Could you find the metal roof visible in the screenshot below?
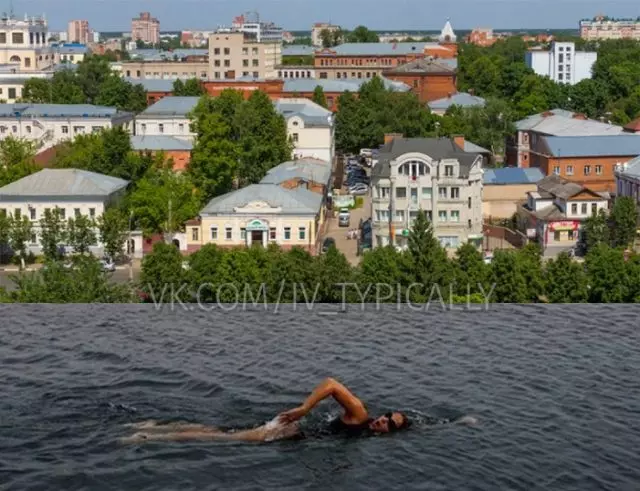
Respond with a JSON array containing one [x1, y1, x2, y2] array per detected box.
[[515, 109, 624, 136], [541, 134, 640, 157], [0, 103, 120, 118], [282, 77, 410, 93], [483, 167, 545, 185], [130, 135, 193, 151], [463, 141, 491, 154], [129, 48, 209, 61], [617, 155, 640, 178], [124, 77, 175, 92], [386, 57, 457, 74], [200, 183, 323, 215], [260, 158, 332, 185], [317, 42, 444, 56], [0, 169, 129, 198], [274, 98, 333, 127], [138, 96, 199, 117], [282, 45, 315, 56], [429, 92, 486, 110]]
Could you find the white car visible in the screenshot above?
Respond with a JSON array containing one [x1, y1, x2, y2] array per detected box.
[[100, 257, 116, 272], [349, 183, 369, 195]]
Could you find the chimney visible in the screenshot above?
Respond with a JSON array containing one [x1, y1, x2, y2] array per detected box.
[[468, 88, 474, 96], [542, 110, 554, 118], [447, 92, 452, 99], [453, 134, 465, 149], [572, 113, 587, 120], [384, 133, 403, 144]]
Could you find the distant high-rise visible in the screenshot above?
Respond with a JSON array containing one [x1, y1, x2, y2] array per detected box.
[[67, 19, 90, 44], [525, 42, 597, 85], [131, 11, 159, 45]]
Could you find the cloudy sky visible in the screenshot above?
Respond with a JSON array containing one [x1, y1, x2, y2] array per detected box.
[[11, 0, 640, 31]]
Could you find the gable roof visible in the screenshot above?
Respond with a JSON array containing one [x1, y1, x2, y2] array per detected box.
[[386, 57, 457, 74], [200, 184, 323, 216], [541, 134, 640, 157], [536, 174, 601, 200], [428, 92, 486, 111], [483, 167, 545, 185], [130, 135, 193, 151], [138, 96, 200, 118], [624, 117, 640, 132], [516, 109, 623, 136], [274, 98, 333, 127], [260, 158, 332, 185], [0, 169, 129, 199]]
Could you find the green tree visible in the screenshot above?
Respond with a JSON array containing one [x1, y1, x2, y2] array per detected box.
[[517, 243, 546, 302], [39, 207, 67, 260], [140, 242, 188, 301], [452, 243, 488, 295], [357, 246, 407, 301], [489, 250, 529, 302], [66, 214, 97, 254], [173, 78, 204, 96], [0, 211, 10, 264], [21, 78, 53, 103], [75, 55, 114, 103], [0, 137, 38, 187], [311, 85, 328, 108], [582, 209, 610, 252], [97, 207, 129, 260], [609, 196, 638, 249], [316, 246, 354, 302], [187, 243, 224, 302], [95, 75, 148, 112], [584, 244, 629, 302], [544, 252, 589, 302], [8, 213, 33, 270], [346, 26, 379, 43]]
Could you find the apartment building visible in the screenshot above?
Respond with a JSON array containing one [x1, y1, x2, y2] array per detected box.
[[370, 135, 484, 250], [0, 13, 57, 71], [467, 28, 497, 47], [525, 42, 597, 85], [0, 103, 133, 151], [208, 31, 281, 80], [231, 14, 283, 43], [311, 22, 341, 47], [132, 12, 160, 45], [67, 20, 90, 44], [580, 15, 640, 41]]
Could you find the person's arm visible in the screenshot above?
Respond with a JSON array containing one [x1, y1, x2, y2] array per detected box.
[[279, 377, 367, 423]]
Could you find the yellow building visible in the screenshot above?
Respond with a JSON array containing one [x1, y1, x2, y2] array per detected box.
[[0, 13, 57, 71], [482, 167, 545, 220]]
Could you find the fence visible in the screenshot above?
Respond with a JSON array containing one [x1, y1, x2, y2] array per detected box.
[[482, 223, 528, 250]]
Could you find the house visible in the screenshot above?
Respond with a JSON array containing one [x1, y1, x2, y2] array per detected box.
[[383, 57, 458, 103], [0, 103, 134, 152], [623, 118, 640, 134], [427, 91, 486, 116], [518, 174, 609, 255], [260, 158, 332, 194], [370, 134, 484, 250], [506, 108, 624, 168], [134, 96, 198, 141], [0, 168, 130, 256], [130, 135, 193, 171], [534, 134, 640, 193], [614, 155, 640, 209], [483, 167, 545, 219]]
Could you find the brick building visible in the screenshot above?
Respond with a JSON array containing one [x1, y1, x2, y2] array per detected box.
[[467, 28, 497, 47], [130, 135, 193, 171], [382, 57, 457, 103], [131, 12, 160, 45]]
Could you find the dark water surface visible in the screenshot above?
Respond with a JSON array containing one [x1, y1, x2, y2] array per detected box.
[[2, 304, 640, 491]]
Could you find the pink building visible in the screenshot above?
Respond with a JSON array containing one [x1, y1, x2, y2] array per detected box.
[[67, 19, 90, 44], [131, 12, 160, 45]]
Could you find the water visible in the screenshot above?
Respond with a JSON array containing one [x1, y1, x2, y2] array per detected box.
[[2, 304, 640, 491]]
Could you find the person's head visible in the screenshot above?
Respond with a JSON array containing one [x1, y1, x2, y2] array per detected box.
[[369, 412, 410, 434]]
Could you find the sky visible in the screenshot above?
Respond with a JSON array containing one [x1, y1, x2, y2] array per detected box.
[[9, 0, 640, 32]]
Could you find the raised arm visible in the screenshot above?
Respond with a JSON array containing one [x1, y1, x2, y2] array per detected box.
[[279, 377, 368, 423]]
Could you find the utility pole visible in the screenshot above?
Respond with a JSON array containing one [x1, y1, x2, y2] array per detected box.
[[128, 210, 133, 281]]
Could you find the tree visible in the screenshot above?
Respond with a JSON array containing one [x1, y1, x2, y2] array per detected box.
[[39, 207, 67, 260], [66, 214, 97, 254], [311, 85, 328, 108], [0, 137, 38, 187], [8, 213, 32, 270], [97, 207, 129, 260], [0, 211, 10, 264], [582, 209, 610, 252], [346, 26, 379, 43], [609, 196, 638, 249], [357, 246, 407, 302], [452, 243, 488, 295], [488, 250, 529, 302], [95, 75, 147, 112], [316, 246, 354, 302], [173, 78, 204, 96], [75, 55, 114, 104], [544, 252, 589, 302], [584, 244, 629, 302], [22, 78, 53, 103], [140, 242, 188, 300]]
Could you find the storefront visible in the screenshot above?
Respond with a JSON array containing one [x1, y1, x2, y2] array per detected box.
[[545, 220, 580, 246]]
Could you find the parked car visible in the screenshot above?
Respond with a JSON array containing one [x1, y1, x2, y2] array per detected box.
[[322, 237, 336, 253], [338, 208, 350, 227], [483, 253, 493, 265], [349, 183, 369, 195], [100, 257, 116, 272]]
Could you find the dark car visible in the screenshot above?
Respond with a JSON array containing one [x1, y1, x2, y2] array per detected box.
[[322, 237, 336, 253]]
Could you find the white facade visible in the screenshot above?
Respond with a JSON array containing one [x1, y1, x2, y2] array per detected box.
[[135, 116, 194, 142], [0, 14, 57, 71], [525, 42, 597, 85], [286, 115, 333, 162]]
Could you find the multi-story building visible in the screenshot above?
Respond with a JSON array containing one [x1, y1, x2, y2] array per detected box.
[[525, 42, 597, 85], [231, 13, 283, 43], [311, 22, 341, 47], [56, 43, 88, 64], [0, 69, 52, 102], [116, 49, 210, 80], [208, 31, 282, 80], [0, 13, 57, 71], [580, 15, 640, 41], [428, 91, 485, 116], [370, 134, 484, 250], [383, 57, 457, 103], [506, 108, 624, 168], [0, 103, 133, 152], [467, 28, 497, 47], [131, 12, 160, 45], [614, 155, 640, 208], [67, 20, 90, 44]]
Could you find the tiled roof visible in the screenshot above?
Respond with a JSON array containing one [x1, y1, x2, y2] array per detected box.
[[624, 117, 640, 132], [124, 77, 175, 92], [316, 42, 445, 56], [200, 184, 323, 215], [282, 77, 410, 93], [386, 57, 457, 74], [541, 134, 640, 157], [0, 169, 129, 198], [138, 96, 199, 117], [274, 98, 333, 127], [131, 135, 193, 151], [0, 103, 120, 118], [483, 167, 545, 185], [260, 158, 332, 185], [516, 108, 623, 136], [428, 92, 486, 111]]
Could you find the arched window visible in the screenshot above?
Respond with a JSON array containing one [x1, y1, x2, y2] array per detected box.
[[9, 55, 20, 63], [398, 160, 430, 179]]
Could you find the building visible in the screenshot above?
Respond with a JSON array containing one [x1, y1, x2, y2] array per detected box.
[[208, 31, 282, 80], [0, 68, 53, 102], [507, 108, 625, 168], [370, 134, 484, 250], [274, 98, 334, 162], [0, 13, 57, 71], [623, 118, 640, 134], [131, 12, 160, 45], [134, 96, 198, 141], [260, 158, 332, 193], [428, 91, 485, 115], [276, 66, 316, 79], [311, 23, 341, 47], [533, 134, 640, 193], [117, 55, 209, 81], [0, 168, 129, 255], [580, 15, 640, 41], [383, 57, 457, 103], [130, 135, 193, 171], [518, 174, 609, 254], [67, 20, 90, 44], [231, 13, 283, 43], [467, 28, 497, 47], [483, 167, 545, 219], [0, 103, 134, 152], [185, 183, 324, 253], [525, 42, 597, 85], [124, 78, 174, 105], [56, 43, 88, 64], [614, 155, 640, 208]]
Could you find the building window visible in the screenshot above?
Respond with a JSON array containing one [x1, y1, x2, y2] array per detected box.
[[224, 48, 230, 55], [214, 72, 220, 79], [284, 227, 291, 240], [554, 231, 560, 241], [444, 165, 454, 177], [468, 219, 472, 229], [29, 208, 36, 220], [595, 165, 602, 175], [251, 59, 259, 67], [62, 125, 69, 134], [299, 227, 306, 240], [73, 126, 85, 134], [74, 208, 81, 218], [396, 187, 406, 199], [422, 187, 432, 198], [211, 227, 218, 240], [269, 228, 276, 240], [11, 125, 16, 133], [395, 210, 405, 222], [252, 47, 258, 55], [450, 187, 460, 199], [581, 203, 587, 214], [225, 227, 232, 240], [240, 228, 246, 240], [25, 125, 31, 134], [158, 123, 164, 134], [243, 59, 249, 67], [438, 187, 447, 199], [591, 203, 597, 215], [571, 203, 578, 214], [192, 228, 199, 241], [12, 32, 23, 44], [584, 165, 591, 176], [292, 133, 299, 143], [224, 60, 230, 67], [253, 72, 259, 78], [214, 48, 220, 55], [243, 71, 249, 77], [468, 197, 472, 209], [242, 47, 248, 55], [58, 209, 66, 220], [568, 230, 575, 241], [319, 72, 328, 79], [438, 210, 447, 222], [553, 166, 560, 175], [450, 210, 460, 222], [566, 165, 573, 176], [214, 60, 220, 67], [89, 208, 95, 217]]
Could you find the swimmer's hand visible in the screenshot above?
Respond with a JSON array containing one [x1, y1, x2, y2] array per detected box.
[[278, 405, 308, 423]]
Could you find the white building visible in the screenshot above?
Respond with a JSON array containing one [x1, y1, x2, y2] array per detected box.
[[311, 22, 341, 47], [0, 13, 57, 71], [135, 96, 336, 162], [615, 156, 640, 207], [0, 103, 134, 152], [231, 13, 283, 43], [370, 135, 484, 250], [0, 168, 129, 256], [525, 42, 597, 85]]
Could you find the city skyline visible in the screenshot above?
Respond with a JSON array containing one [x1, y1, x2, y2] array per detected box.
[[8, 0, 640, 32]]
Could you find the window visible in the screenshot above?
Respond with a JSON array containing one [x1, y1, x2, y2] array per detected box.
[[450, 187, 460, 199], [140, 123, 146, 133], [253, 72, 259, 78], [269, 228, 276, 240], [396, 187, 406, 199], [210, 227, 218, 240], [378, 187, 390, 199], [243, 59, 249, 67], [319, 72, 328, 79], [558, 53, 564, 63], [450, 210, 460, 222], [299, 227, 306, 240], [438, 187, 447, 199], [224, 60, 230, 67], [591, 203, 597, 215], [242, 47, 248, 55], [566, 165, 573, 176], [240, 228, 246, 240], [224, 48, 230, 55], [292, 133, 299, 143], [468, 197, 472, 209], [29, 207, 36, 220], [584, 165, 591, 176], [438, 210, 447, 222], [243, 71, 249, 77], [568, 230, 575, 241], [12, 32, 23, 44], [62, 125, 69, 134], [252, 59, 259, 67], [158, 124, 164, 134], [59, 209, 66, 220], [89, 208, 95, 217], [178, 124, 184, 132], [571, 203, 578, 214], [468, 219, 472, 229], [581, 203, 587, 214], [25, 125, 31, 134], [225, 227, 232, 240], [252, 47, 258, 55], [595, 165, 602, 175], [74, 208, 81, 218], [214, 60, 220, 67], [422, 187, 432, 198], [558, 73, 564, 81], [192, 228, 199, 241], [214, 48, 220, 55], [8, 87, 16, 99], [0, 33, 5, 43], [214, 72, 220, 79], [284, 227, 291, 240], [30, 232, 37, 245], [444, 165, 454, 177], [11, 125, 16, 132], [553, 166, 560, 175], [438, 236, 459, 248], [395, 210, 405, 222], [554, 231, 560, 241], [73, 126, 85, 134]]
